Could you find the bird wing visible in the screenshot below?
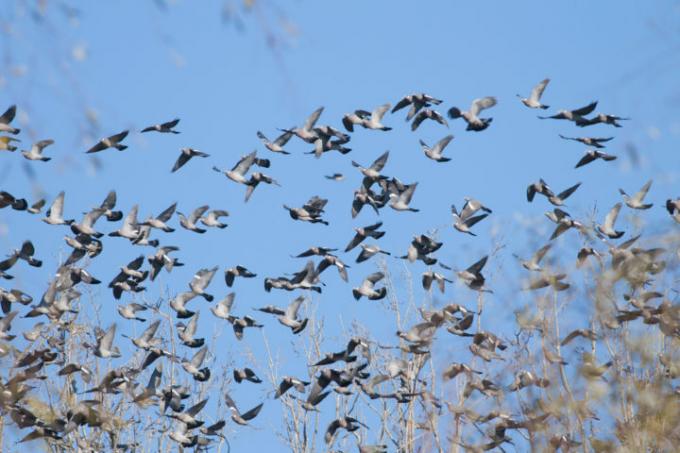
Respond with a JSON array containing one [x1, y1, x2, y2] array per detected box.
[[48, 193, 67, 220], [344, 232, 365, 252], [192, 266, 217, 291], [530, 78, 550, 102], [186, 398, 208, 416], [469, 97, 497, 116], [557, 182, 581, 200], [217, 293, 235, 316], [121, 205, 139, 231], [140, 319, 161, 342], [463, 213, 488, 228], [162, 118, 180, 129], [411, 110, 427, 131], [401, 182, 418, 204], [304, 107, 324, 131], [633, 179, 653, 202], [532, 244, 552, 264], [34, 139, 54, 152], [86, 139, 109, 153], [274, 129, 294, 146], [100, 323, 117, 350], [603, 202, 622, 230], [188, 205, 209, 224], [100, 190, 117, 210], [372, 103, 391, 122], [0, 105, 16, 124], [172, 151, 192, 172], [231, 151, 257, 175], [126, 255, 145, 271], [185, 312, 200, 336], [572, 101, 598, 116], [575, 152, 596, 168], [392, 96, 412, 113], [370, 151, 390, 172], [156, 202, 177, 222], [190, 346, 208, 368], [241, 403, 264, 421], [467, 255, 488, 274], [285, 296, 305, 320], [434, 134, 454, 154]]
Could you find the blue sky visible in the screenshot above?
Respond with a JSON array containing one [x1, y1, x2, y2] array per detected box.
[[1, 0, 679, 450]]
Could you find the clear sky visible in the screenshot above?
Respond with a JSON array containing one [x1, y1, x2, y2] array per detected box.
[[0, 0, 679, 451]]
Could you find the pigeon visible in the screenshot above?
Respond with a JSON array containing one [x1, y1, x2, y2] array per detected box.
[[27, 199, 46, 214], [225, 265, 257, 287], [447, 97, 497, 131], [177, 313, 204, 348], [21, 139, 54, 161], [517, 78, 550, 109], [200, 209, 229, 229], [108, 205, 141, 240], [117, 303, 148, 322], [596, 202, 625, 239], [324, 417, 367, 445], [451, 204, 489, 236], [0, 136, 20, 152], [283, 196, 329, 225], [257, 295, 308, 334], [579, 113, 630, 128], [178, 205, 209, 233], [575, 150, 616, 168], [233, 367, 262, 384], [257, 130, 293, 154], [547, 182, 581, 206], [91, 324, 121, 358], [353, 272, 386, 301], [70, 208, 106, 237], [352, 151, 390, 183], [411, 108, 448, 131], [274, 376, 310, 398], [172, 147, 209, 172], [86, 130, 129, 153], [388, 182, 419, 212], [456, 255, 491, 292], [142, 202, 176, 232], [538, 101, 597, 125], [420, 135, 454, 162], [392, 93, 443, 121], [325, 173, 344, 181], [98, 190, 123, 222], [342, 103, 392, 132], [141, 118, 180, 133], [189, 267, 218, 301], [422, 270, 453, 293], [212, 151, 268, 185], [287, 106, 324, 142], [245, 172, 280, 202], [345, 221, 385, 252], [619, 180, 653, 210], [42, 192, 75, 226], [356, 244, 390, 263], [0, 105, 20, 134], [224, 393, 264, 425], [515, 244, 551, 271], [559, 135, 613, 148]]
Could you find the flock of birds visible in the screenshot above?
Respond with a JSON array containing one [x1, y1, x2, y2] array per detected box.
[[0, 77, 678, 452]]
